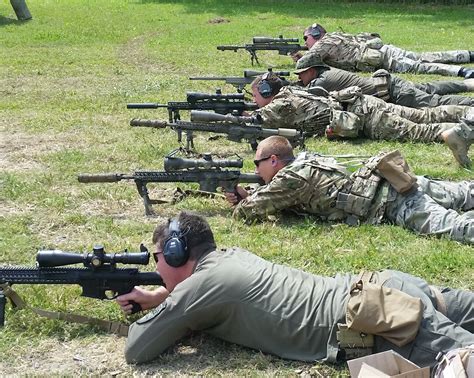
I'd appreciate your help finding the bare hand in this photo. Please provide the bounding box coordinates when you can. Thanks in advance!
[116,286,170,314]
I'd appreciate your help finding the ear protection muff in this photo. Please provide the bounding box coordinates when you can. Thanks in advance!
[257,72,273,98]
[162,219,189,267]
[308,23,324,39]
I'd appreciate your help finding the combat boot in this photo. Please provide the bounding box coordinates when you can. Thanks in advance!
[463,78,474,92]
[458,67,474,79]
[441,116,473,168]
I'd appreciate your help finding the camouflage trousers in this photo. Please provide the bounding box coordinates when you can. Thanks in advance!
[390,76,474,108]
[371,270,474,368]
[345,96,469,142]
[384,178,474,244]
[379,44,469,76]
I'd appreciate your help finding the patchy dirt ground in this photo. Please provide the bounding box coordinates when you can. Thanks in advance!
[0,332,338,376]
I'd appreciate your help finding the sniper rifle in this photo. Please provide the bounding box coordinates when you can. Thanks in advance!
[189,68,291,93]
[78,151,264,215]
[0,245,164,328]
[217,35,308,65]
[130,111,304,150]
[127,90,258,123]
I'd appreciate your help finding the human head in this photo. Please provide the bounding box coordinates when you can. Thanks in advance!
[254,136,295,183]
[152,211,216,291]
[251,73,285,108]
[303,23,326,48]
[294,53,329,85]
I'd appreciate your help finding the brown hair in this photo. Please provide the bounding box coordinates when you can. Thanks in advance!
[257,136,295,166]
[152,211,216,260]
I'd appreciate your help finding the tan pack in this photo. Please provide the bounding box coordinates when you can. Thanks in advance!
[375,150,417,194]
[346,271,423,347]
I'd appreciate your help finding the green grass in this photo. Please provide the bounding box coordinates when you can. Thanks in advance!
[0,0,473,375]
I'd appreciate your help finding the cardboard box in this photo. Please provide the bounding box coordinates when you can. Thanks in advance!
[347,350,430,378]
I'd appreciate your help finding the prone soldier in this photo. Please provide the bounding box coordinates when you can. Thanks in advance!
[250,73,474,167]
[117,211,474,367]
[294,53,474,108]
[298,23,474,78]
[226,136,474,244]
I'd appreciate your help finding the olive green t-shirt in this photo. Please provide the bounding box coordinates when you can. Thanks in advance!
[125,248,354,364]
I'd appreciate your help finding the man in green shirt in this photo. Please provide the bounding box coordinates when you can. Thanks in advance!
[117,211,474,368]
[294,53,474,108]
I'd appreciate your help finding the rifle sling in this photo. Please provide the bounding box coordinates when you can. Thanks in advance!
[0,283,129,337]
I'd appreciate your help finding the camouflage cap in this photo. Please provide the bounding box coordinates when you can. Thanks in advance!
[294,53,329,74]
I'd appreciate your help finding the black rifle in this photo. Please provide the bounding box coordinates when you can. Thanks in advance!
[189,68,291,93]
[0,245,164,326]
[78,152,264,215]
[217,35,308,65]
[130,112,304,150]
[127,90,258,123]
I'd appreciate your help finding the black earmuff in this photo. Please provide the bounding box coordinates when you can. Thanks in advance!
[162,219,189,267]
[309,23,323,39]
[258,72,273,98]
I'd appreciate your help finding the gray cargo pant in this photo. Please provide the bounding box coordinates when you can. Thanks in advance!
[372,270,474,368]
[380,44,469,76]
[415,80,471,96]
[390,76,474,108]
[384,178,474,244]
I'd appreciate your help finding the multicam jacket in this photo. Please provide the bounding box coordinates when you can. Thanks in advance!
[233,155,350,223]
[309,32,383,71]
[255,86,341,136]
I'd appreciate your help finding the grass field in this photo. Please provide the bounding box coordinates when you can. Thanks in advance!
[0,0,473,375]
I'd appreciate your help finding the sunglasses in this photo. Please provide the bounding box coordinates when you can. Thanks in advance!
[253,155,272,167]
[153,251,163,263]
[303,35,308,41]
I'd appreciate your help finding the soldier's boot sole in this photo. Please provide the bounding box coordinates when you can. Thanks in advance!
[441,129,472,168]
[463,78,474,92]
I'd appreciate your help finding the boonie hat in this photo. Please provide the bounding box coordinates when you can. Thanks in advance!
[294,53,329,74]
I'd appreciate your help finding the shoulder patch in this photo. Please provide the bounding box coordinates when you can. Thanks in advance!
[136,301,167,324]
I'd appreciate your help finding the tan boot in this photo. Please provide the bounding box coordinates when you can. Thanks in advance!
[441,129,472,168]
[463,78,474,92]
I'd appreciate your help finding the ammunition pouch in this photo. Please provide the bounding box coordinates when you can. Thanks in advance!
[356,46,384,71]
[365,37,383,50]
[376,150,418,194]
[371,69,391,101]
[345,271,423,348]
[335,150,416,224]
[326,109,362,139]
[336,166,381,222]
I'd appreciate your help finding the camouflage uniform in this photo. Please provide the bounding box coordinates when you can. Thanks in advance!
[233,154,474,244]
[310,32,470,76]
[306,67,474,108]
[255,86,471,143]
[125,248,474,367]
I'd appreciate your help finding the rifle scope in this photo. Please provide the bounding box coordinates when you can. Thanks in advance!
[190,110,258,125]
[253,36,299,44]
[36,245,150,267]
[244,70,290,78]
[186,92,245,102]
[164,155,243,171]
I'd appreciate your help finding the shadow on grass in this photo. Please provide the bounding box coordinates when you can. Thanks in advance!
[134,0,474,24]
